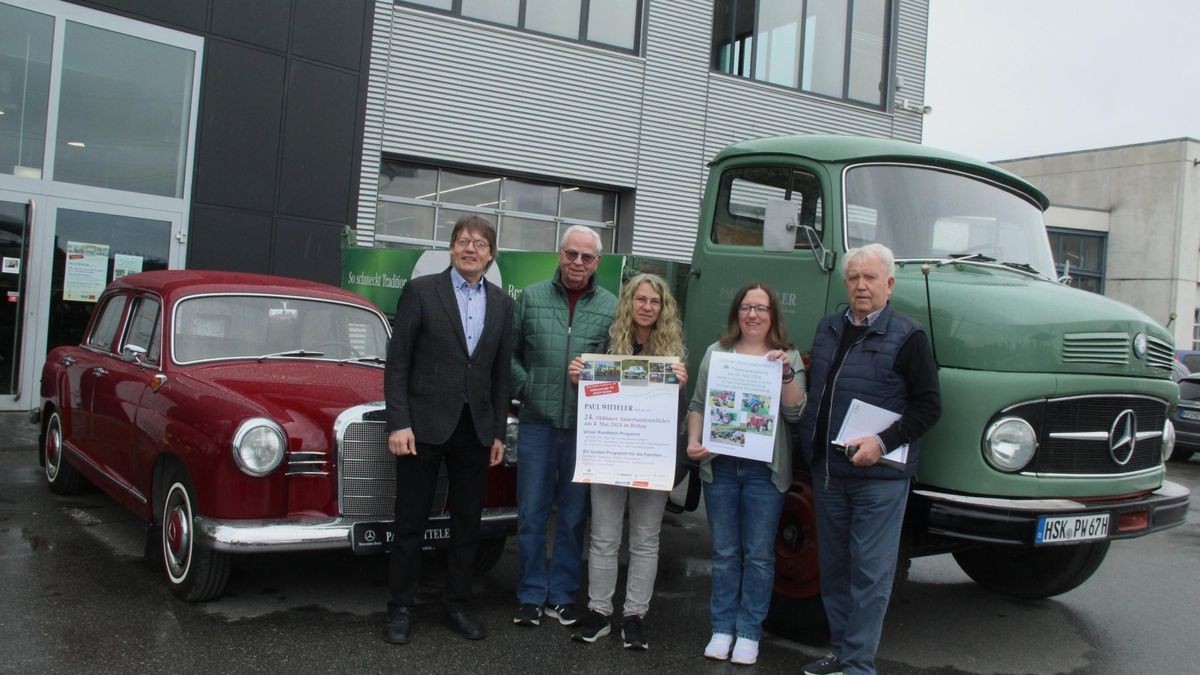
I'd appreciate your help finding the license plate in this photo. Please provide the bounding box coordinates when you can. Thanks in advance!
[1035,513,1109,545]
[351,522,451,554]
[1180,409,1200,421]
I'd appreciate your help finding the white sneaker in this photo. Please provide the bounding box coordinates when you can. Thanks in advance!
[703,633,734,660]
[731,637,759,665]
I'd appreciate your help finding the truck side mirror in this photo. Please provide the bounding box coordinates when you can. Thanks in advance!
[763,197,798,252]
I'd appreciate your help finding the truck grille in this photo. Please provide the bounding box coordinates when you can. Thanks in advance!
[338,417,449,518]
[1061,333,1128,365]
[1145,335,1174,372]
[1031,395,1167,475]
[1060,332,1174,374]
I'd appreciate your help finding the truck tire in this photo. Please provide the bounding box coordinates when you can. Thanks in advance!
[952,541,1110,599]
[765,482,828,642]
[1168,444,1195,462]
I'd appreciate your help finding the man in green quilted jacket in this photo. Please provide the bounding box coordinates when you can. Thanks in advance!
[511,225,618,628]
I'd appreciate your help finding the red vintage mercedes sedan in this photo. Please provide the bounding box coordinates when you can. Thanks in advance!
[33,270,517,601]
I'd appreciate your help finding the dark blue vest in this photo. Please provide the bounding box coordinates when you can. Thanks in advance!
[798,303,922,480]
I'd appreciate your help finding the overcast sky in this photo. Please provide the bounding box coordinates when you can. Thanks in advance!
[922,0,1199,162]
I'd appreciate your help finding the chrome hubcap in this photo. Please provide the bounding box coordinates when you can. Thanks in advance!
[45,418,62,481]
[163,486,191,579]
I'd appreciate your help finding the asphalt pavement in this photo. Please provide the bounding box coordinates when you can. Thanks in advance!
[2,411,1198,673]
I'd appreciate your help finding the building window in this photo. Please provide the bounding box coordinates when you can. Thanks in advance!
[0,1,198,196]
[711,0,891,107]
[1048,228,1105,294]
[377,159,619,252]
[398,0,641,53]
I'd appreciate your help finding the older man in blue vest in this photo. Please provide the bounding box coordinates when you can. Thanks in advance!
[799,243,941,675]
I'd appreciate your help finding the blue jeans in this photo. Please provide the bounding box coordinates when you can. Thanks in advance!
[814,470,909,675]
[703,455,786,641]
[516,421,590,606]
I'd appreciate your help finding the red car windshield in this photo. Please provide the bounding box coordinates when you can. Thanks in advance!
[172,294,389,364]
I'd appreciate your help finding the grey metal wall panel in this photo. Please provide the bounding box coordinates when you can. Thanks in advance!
[629,0,713,260]
[356,0,393,246]
[376,6,646,186]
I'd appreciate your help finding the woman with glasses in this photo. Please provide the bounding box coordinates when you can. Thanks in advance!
[565,273,687,651]
[685,281,805,665]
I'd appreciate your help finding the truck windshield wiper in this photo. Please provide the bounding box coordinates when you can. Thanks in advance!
[256,349,326,362]
[1000,261,1043,276]
[931,251,998,266]
[339,355,386,365]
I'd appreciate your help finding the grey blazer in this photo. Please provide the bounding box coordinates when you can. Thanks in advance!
[384,268,514,446]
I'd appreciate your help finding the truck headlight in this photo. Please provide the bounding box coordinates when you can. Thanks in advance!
[503,416,519,466]
[1161,419,1175,462]
[232,418,286,476]
[983,417,1037,472]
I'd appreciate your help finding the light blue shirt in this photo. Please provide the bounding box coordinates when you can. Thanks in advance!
[450,267,487,356]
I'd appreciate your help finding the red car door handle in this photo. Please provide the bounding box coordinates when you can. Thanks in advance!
[91,367,108,377]
[61,356,76,366]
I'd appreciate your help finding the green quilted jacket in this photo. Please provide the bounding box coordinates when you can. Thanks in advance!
[511,271,617,428]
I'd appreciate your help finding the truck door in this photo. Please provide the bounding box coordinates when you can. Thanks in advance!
[685,163,834,373]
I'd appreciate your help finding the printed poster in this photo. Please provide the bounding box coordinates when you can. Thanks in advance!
[63,241,109,302]
[573,353,681,491]
[701,352,782,462]
[113,253,144,280]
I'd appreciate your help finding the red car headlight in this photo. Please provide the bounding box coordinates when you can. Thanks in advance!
[232,418,287,477]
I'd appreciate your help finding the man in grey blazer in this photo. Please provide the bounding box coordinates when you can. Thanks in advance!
[382,215,514,644]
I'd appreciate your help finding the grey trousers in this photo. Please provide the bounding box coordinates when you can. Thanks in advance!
[586,483,668,618]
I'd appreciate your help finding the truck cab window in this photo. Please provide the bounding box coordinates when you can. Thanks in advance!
[712,167,822,247]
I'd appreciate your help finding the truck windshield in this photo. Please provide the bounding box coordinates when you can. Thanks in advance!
[844,164,1057,279]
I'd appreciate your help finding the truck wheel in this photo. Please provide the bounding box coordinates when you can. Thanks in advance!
[474,537,506,575]
[159,467,231,601]
[952,541,1110,599]
[765,482,829,642]
[43,411,86,495]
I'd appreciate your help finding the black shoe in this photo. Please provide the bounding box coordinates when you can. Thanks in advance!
[570,609,612,643]
[382,607,412,645]
[446,608,487,640]
[513,603,542,626]
[545,603,581,626]
[621,615,648,650]
[802,653,843,675]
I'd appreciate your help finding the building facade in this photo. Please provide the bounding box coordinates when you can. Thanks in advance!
[996,139,1200,351]
[357,0,929,260]
[0,0,928,412]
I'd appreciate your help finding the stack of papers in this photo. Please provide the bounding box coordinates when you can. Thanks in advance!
[834,398,909,470]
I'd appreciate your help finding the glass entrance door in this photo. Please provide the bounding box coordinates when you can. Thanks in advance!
[46,208,172,353]
[0,194,183,413]
[0,198,32,397]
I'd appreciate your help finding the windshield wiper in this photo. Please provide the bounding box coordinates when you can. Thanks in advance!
[937,252,997,266]
[1000,261,1045,276]
[339,355,386,365]
[256,349,325,362]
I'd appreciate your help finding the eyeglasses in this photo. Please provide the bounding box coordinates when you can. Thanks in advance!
[562,248,597,265]
[738,304,771,315]
[634,295,662,307]
[454,238,491,250]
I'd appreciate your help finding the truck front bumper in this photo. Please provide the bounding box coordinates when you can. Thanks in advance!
[912,480,1190,546]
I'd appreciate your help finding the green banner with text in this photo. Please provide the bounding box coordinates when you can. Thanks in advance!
[342,246,629,316]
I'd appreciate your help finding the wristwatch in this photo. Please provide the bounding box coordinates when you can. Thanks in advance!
[781,366,796,384]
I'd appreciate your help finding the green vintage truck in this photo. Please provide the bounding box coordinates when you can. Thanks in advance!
[677,134,1191,635]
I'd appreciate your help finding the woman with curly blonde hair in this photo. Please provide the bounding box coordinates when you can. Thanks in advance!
[566,272,687,651]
